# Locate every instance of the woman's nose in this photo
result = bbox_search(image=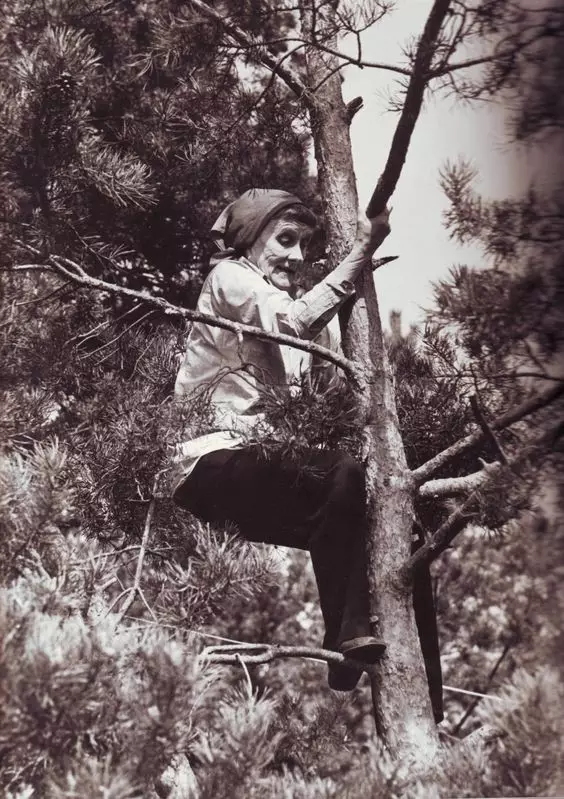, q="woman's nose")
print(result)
[288,242,304,264]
